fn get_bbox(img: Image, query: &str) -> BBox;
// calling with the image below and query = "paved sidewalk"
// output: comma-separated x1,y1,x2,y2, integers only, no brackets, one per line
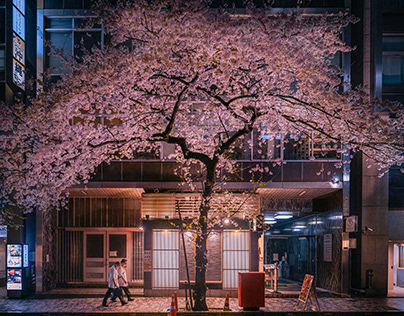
0,295,404,314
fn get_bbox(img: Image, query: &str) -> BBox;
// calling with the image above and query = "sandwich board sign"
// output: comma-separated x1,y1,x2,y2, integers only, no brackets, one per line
295,274,320,311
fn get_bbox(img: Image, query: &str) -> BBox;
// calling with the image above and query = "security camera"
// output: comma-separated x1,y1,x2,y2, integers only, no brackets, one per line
362,226,374,233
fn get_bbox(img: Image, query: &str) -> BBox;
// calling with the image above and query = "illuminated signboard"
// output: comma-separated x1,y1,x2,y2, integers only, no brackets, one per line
7,269,22,290
12,6,25,41
12,0,25,90
7,244,22,268
13,34,25,64
12,59,25,90
23,245,29,268
13,0,25,15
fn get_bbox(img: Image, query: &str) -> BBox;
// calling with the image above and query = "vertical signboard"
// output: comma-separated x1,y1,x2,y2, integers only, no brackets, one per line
13,0,25,15
13,34,25,64
23,245,29,268
323,234,332,262
12,0,25,90
12,6,25,41
7,244,23,290
144,250,151,272
12,59,25,89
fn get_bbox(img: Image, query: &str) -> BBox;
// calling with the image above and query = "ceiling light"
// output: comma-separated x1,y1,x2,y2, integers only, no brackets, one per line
275,213,293,219
309,220,323,225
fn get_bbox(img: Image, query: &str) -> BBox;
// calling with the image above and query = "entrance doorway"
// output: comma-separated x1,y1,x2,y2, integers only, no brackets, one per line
83,230,143,283
388,242,404,297
265,235,317,285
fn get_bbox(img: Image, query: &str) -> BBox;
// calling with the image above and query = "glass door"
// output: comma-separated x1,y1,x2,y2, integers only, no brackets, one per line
84,232,107,282
107,233,129,276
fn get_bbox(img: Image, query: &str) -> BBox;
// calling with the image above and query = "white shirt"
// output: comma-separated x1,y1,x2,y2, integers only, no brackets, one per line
108,265,119,288
118,266,128,287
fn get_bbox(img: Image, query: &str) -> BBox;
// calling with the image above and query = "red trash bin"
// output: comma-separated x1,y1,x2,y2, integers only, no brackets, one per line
238,272,265,311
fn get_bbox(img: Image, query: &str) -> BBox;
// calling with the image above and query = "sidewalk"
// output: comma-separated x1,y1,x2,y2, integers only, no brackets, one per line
0,287,404,314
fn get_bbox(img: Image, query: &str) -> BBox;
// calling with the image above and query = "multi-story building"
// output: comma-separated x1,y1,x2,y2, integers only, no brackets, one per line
1,0,403,297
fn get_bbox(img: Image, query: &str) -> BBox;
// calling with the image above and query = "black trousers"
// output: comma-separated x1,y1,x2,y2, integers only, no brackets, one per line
102,288,124,305
122,286,132,299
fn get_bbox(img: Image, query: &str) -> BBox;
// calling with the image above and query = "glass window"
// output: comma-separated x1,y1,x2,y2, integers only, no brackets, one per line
109,235,127,258
86,234,104,258
74,31,102,60
383,36,404,52
47,32,73,74
312,135,340,159
44,0,63,9
252,129,281,160
46,17,103,74
46,18,72,29
383,56,404,84
284,134,310,160
152,230,179,288
399,246,404,268
223,230,249,289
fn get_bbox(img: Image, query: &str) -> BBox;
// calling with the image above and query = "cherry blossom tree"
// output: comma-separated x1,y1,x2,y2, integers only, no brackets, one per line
1,0,404,310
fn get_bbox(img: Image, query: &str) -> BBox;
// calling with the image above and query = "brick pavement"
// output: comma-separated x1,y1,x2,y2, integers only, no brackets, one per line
0,296,403,313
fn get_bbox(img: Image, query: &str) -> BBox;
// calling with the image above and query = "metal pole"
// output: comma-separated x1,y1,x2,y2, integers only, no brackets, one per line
177,201,193,310
274,262,278,292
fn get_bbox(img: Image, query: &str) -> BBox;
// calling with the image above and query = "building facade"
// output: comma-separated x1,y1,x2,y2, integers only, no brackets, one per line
1,0,403,297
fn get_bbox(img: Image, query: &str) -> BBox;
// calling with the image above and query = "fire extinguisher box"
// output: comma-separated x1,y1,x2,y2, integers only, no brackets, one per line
238,272,265,310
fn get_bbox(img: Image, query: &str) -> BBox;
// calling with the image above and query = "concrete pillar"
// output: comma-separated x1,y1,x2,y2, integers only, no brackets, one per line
360,160,389,295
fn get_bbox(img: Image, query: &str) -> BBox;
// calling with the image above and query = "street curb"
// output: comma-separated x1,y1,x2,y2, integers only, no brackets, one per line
0,312,403,315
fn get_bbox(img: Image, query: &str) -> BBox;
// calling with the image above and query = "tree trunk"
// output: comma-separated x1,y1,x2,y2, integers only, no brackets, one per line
192,162,215,311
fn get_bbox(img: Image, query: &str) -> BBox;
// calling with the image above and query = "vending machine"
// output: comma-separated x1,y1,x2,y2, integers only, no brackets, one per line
6,244,29,298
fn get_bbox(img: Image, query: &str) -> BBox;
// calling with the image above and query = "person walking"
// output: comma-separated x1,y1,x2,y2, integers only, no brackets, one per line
118,259,134,301
102,262,127,307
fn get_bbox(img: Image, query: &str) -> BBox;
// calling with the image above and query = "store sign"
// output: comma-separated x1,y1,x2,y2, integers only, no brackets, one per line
13,0,25,15
0,225,7,237
12,59,25,90
23,245,29,268
12,6,25,41
7,269,22,290
7,244,22,268
144,250,151,272
324,234,332,262
13,34,25,64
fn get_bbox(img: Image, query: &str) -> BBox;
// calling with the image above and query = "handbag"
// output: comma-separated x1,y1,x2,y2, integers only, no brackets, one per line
113,287,123,297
